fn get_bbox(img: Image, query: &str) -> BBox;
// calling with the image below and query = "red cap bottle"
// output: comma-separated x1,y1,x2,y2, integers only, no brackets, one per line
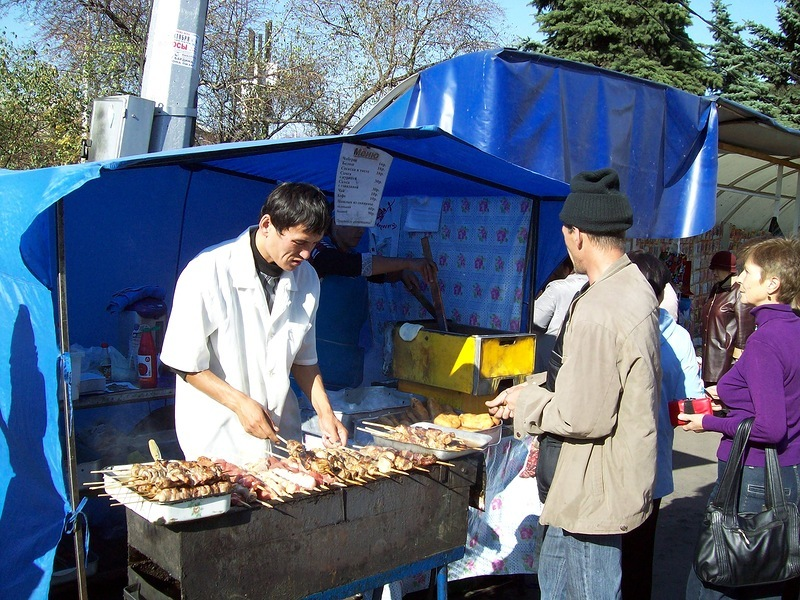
137,328,158,389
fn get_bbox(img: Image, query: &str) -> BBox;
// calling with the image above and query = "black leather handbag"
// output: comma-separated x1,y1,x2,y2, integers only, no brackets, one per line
693,417,800,587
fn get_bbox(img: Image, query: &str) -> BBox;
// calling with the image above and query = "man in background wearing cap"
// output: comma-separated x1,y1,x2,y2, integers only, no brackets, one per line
700,250,755,387
487,168,660,599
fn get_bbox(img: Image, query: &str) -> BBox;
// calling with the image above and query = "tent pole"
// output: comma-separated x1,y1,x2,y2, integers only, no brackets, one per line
55,198,89,599
523,198,541,333
795,172,800,236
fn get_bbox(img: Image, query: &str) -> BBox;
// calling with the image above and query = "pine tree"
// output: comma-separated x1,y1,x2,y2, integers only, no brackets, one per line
707,0,775,117
748,0,800,128
521,0,718,94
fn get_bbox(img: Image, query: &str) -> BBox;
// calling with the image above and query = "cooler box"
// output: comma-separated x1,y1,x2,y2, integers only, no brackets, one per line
392,321,535,412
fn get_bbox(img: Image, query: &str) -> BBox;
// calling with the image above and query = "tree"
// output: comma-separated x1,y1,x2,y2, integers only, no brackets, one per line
277,0,504,134
520,0,718,95
748,0,800,128
1,0,504,148
0,34,83,168
706,0,775,117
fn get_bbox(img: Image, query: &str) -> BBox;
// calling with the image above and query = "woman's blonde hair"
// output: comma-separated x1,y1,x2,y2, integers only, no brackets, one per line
741,237,800,309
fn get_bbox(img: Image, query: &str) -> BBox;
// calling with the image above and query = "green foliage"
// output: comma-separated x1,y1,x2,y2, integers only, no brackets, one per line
707,0,775,118
747,0,800,128
521,0,717,94
0,34,83,169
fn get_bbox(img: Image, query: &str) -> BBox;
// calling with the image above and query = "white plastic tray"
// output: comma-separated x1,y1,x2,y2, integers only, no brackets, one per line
103,467,230,524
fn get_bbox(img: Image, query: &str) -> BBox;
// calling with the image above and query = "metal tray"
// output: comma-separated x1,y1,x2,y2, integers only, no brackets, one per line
103,468,231,524
367,422,489,459
371,434,482,460
411,422,493,448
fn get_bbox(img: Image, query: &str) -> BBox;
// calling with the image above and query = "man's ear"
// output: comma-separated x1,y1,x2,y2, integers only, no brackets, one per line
573,227,584,250
259,214,271,233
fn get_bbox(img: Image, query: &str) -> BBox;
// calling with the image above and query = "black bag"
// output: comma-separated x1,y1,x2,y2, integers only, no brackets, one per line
693,417,800,587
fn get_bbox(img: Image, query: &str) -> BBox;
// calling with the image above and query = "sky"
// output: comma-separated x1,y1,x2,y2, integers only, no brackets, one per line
494,0,781,47
0,1,783,50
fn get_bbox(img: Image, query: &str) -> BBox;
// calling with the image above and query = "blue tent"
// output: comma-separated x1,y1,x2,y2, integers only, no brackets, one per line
0,126,568,598
355,49,719,239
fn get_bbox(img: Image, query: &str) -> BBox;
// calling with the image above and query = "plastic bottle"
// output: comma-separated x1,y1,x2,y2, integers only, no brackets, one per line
137,327,158,389
99,342,112,383
128,324,141,381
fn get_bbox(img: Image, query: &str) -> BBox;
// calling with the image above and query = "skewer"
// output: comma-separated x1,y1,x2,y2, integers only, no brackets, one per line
361,421,395,430
413,466,430,473
356,426,392,438
436,461,455,467
275,434,290,446
255,499,274,508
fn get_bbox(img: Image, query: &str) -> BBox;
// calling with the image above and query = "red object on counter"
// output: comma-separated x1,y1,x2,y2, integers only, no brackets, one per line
137,329,158,389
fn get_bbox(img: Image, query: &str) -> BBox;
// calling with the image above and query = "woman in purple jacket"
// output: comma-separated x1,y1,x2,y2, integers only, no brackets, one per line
681,237,800,600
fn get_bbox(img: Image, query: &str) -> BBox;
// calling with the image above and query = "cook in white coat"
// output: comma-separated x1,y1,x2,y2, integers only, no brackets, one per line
161,182,348,465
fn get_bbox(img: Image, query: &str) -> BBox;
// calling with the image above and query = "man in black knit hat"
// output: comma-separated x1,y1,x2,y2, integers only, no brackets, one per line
487,168,661,599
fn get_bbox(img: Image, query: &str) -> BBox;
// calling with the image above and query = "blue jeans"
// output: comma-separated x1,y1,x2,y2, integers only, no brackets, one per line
685,461,800,600
539,525,622,599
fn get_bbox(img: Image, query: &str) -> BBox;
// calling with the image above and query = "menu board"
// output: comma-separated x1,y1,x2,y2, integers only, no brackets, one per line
334,143,392,227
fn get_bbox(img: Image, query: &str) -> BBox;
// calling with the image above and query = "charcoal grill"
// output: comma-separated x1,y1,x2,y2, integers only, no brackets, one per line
124,455,481,599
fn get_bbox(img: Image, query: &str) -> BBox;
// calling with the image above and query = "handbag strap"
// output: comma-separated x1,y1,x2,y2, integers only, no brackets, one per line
764,444,790,517
713,418,753,521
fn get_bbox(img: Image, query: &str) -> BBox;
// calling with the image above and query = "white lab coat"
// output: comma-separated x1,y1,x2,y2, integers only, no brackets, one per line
161,228,319,464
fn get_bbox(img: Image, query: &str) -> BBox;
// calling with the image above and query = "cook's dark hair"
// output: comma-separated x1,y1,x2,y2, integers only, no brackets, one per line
627,251,672,300
260,182,331,235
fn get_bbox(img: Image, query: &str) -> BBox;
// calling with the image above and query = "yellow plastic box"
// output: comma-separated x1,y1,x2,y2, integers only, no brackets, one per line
392,322,535,398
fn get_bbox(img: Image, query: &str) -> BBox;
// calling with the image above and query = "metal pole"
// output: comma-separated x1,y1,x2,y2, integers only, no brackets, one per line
795,171,800,236
140,0,209,151
55,199,89,599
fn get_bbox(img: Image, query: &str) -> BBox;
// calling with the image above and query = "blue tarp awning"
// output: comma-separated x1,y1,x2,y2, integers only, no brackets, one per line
355,49,719,240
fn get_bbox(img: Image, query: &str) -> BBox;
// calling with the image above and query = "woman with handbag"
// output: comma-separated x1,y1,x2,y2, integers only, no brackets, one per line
680,237,800,599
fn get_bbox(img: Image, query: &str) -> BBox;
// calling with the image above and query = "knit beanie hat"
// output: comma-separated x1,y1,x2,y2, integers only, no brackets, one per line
559,168,633,233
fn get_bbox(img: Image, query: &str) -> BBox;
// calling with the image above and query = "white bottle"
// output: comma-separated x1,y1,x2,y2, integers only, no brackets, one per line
128,324,141,380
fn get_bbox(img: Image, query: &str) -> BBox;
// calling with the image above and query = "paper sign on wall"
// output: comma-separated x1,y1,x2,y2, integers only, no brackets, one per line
404,196,442,232
334,143,392,227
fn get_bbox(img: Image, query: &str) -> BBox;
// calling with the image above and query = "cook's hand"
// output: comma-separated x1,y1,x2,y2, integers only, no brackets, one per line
678,413,706,432
486,384,524,421
406,258,437,284
319,413,348,448
401,270,423,294
236,396,280,443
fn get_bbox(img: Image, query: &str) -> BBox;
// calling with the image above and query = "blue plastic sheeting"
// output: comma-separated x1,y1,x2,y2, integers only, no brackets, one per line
357,49,719,241
0,127,567,597
0,165,99,599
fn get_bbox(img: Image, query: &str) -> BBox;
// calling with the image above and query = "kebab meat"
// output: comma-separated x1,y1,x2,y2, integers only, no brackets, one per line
371,424,470,451
112,458,233,503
